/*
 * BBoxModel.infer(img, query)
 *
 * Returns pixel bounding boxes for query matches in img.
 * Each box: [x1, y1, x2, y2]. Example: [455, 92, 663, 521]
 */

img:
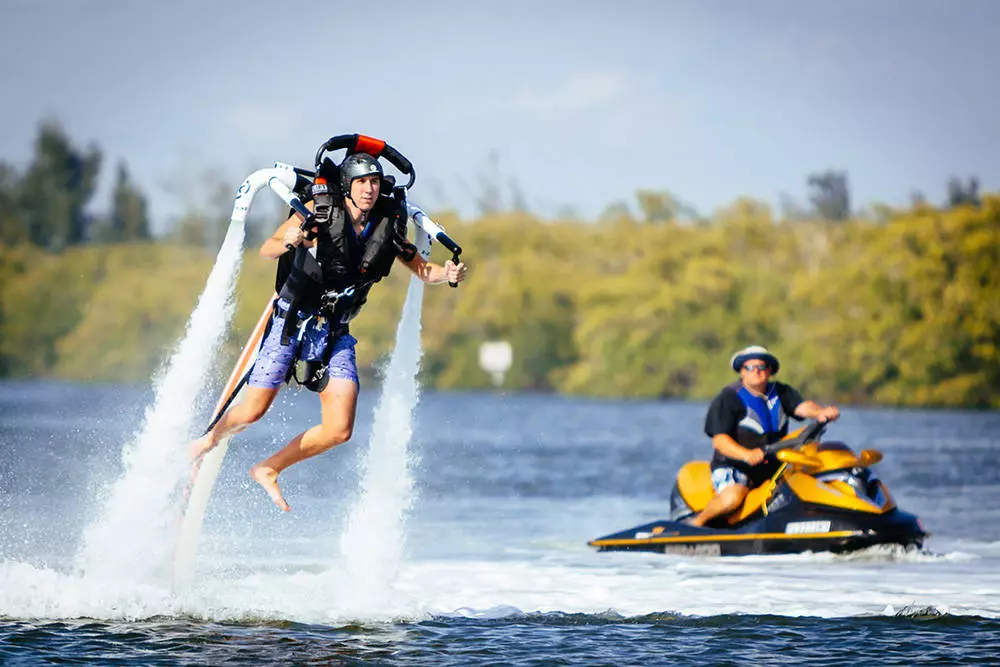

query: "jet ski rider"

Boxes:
[689, 345, 841, 528]
[189, 150, 468, 511]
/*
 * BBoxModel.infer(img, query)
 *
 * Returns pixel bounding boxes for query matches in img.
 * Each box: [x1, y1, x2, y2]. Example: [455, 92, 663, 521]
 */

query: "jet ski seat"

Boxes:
[676, 461, 715, 513]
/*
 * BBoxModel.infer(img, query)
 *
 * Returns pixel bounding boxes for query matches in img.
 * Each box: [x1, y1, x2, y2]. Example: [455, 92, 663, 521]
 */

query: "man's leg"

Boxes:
[250, 377, 359, 511]
[188, 386, 280, 460]
[689, 467, 750, 527]
[190, 309, 297, 461]
[690, 485, 749, 527]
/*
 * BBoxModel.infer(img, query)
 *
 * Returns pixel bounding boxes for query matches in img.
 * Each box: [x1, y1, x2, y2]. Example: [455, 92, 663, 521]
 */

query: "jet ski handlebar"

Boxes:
[764, 420, 827, 455]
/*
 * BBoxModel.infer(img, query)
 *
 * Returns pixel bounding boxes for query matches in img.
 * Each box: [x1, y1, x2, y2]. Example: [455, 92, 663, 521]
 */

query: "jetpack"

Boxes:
[172, 134, 463, 587]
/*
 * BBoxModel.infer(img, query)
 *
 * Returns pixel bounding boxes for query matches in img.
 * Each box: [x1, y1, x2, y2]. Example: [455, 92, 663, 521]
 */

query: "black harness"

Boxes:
[272, 191, 414, 391]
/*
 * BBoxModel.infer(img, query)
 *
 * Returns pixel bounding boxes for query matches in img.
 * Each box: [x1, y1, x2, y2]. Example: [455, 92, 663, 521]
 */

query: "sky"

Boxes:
[1, 0, 999, 232]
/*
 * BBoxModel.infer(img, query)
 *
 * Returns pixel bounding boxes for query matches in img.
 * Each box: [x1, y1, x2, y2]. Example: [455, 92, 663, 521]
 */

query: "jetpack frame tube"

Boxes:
[232, 162, 303, 223]
[406, 203, 463, 286]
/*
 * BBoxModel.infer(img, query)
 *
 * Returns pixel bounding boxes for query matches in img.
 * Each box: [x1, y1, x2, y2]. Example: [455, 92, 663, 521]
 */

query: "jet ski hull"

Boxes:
[588, 506, 926, 557]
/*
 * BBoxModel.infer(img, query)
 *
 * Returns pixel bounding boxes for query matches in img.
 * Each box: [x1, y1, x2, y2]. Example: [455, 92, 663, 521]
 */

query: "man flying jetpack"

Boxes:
[173, 134, 467, 584]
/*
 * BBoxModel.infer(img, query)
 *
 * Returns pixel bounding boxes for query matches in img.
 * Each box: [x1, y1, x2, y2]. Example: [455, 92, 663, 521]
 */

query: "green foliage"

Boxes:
[90, 162, 151, 242]
[0, 245, 109, 376]
[0, 164, 28, 246]
[418, 213, 580, 390]
[1, 120, 992, 406]
[634, 190, 700, 224]
[1, 121, 160, 250]
[787, 198, 1000, 407]
[52, 245, 208, 381]
[1, 156, 996, 407]
[18, 120, 102, 250]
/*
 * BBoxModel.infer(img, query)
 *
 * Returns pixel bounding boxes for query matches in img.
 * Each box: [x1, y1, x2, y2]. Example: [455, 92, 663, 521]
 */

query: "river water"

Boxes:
[1, 381, 998, 665]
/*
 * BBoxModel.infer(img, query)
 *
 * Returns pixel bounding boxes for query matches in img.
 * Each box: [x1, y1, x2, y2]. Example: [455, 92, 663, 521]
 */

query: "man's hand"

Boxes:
[445, 260, 468, 284]
[817, 406, 841, 423]
[795, 400, 842, 424]
[742, 448, 765, 466]
[283, 226, 305, 249]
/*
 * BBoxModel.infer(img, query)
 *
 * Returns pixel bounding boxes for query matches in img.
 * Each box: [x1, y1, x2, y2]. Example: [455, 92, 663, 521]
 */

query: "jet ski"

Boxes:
[588, 421, 927, 556]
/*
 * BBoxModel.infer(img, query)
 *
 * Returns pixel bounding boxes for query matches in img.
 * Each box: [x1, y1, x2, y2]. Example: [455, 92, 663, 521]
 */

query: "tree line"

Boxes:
[1, 121, 150, 249]
[1, 123, 997, 408]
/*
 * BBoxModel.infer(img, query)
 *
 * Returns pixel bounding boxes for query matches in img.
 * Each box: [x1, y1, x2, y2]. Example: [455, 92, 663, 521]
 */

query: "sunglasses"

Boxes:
[742, 363, 770, 373]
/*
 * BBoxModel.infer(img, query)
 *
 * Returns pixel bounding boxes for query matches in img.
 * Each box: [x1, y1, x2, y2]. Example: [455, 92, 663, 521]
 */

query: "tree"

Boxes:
[111, 161, 150, 240]
[0, 164, 27, 245]
[92, 161, 150, 242]
[807, 170, 851, 221]
[598, 200, 634, 223]
[19, 120, 101, 250]
[946, 176, 980, 209]
[635, 189, 678, 223]
[635, 189, 699, 224]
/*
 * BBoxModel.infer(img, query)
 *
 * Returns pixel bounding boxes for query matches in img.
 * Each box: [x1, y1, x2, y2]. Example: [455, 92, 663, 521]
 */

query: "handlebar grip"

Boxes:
[448, 250, 462, 288]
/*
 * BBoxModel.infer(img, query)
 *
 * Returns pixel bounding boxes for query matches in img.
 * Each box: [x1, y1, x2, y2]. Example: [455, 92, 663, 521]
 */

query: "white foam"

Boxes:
[5, 540, 999, 622]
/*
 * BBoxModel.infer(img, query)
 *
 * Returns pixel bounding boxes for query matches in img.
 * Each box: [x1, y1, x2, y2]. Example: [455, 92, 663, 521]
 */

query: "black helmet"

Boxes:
[340, 152, 383, 196]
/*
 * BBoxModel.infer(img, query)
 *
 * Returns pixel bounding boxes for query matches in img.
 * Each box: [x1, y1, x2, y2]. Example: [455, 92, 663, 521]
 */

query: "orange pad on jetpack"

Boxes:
[354, 135, 386, 157]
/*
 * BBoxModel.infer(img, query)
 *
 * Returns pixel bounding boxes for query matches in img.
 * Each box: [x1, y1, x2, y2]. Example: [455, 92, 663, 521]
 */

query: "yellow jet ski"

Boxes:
[589, 422, 927, 556]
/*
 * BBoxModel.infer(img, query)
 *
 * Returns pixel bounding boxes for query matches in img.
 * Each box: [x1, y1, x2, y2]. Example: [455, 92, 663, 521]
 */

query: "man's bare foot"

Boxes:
[250, 464, 290, 511]
[188, 433, 216, 461]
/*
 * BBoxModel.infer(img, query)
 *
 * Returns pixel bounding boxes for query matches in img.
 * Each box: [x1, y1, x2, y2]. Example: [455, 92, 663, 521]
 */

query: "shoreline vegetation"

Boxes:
[1, 122, 997, 408]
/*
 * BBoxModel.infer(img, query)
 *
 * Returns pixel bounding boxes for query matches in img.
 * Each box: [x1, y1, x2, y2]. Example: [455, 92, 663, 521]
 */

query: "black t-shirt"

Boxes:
[704, 381, 805, 482]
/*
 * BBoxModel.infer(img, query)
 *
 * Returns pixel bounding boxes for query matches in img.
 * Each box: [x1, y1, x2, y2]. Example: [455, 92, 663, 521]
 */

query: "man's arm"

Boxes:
[712, 433, 765, 465]
[398, 253, 467, 285]
[793, 400, 841, 423]
[260, 216, 302, 259]
[705, 388, 766, 465]
[260, 200, 317, 260]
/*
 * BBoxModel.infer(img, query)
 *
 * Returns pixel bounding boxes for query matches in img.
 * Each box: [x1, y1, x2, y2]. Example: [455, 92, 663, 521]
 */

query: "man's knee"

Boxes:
[238, 400, 271, 424]
[236, 389, 278, 424]
[317, 423, 353, 450]
[717, 485, 749, 512]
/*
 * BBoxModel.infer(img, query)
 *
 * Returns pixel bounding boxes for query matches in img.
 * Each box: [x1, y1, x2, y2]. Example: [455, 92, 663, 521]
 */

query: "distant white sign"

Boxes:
[478, 341, 513, 387]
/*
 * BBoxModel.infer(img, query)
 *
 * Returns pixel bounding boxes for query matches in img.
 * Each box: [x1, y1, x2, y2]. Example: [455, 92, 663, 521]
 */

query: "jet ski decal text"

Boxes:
[784, 520, 832, 534]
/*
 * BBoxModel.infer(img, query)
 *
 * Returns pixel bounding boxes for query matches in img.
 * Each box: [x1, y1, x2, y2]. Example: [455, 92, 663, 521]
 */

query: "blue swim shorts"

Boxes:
[247, 305, 359, 389]
[710, 466, 751, 493]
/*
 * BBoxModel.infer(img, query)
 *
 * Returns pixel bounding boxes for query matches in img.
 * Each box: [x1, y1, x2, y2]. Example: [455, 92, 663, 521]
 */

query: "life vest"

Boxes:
[275, 193, 408, 335]
[734, 382, 789, 448]
[709, 382, 790, 479]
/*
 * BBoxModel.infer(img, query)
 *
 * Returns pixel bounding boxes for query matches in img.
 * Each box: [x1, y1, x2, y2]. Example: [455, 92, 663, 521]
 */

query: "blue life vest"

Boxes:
[736, 383, 788, 444]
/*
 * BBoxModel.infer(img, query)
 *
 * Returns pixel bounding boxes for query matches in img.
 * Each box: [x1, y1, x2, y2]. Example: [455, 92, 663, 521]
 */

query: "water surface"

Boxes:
[1, 382, 998, 665]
